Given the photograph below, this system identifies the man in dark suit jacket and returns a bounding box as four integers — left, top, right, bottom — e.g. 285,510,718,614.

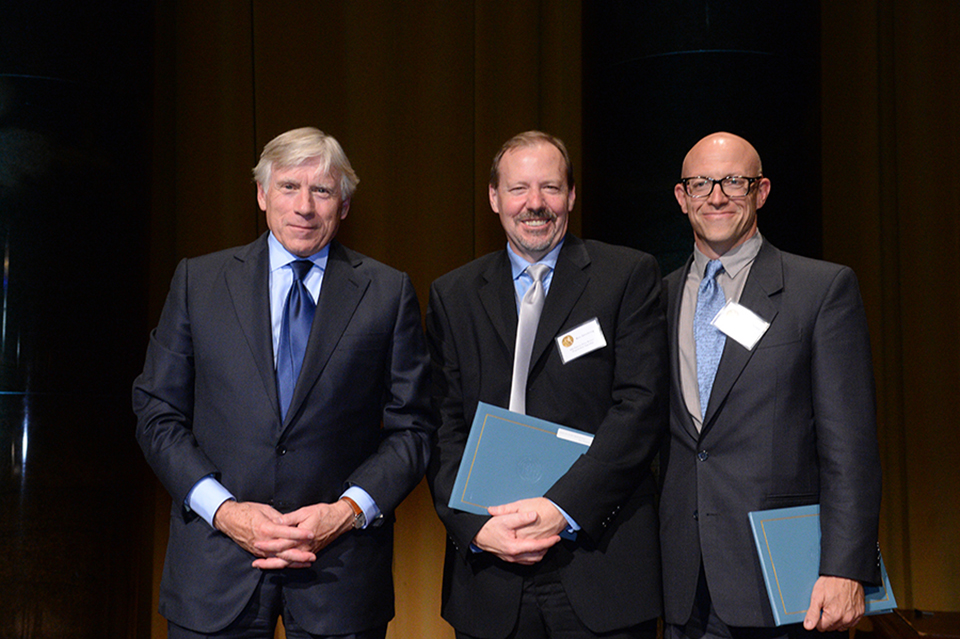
133,128,433,639
660,132,882,639
427,131,668,639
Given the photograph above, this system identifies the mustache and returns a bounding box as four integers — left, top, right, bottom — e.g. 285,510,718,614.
518,207,557,222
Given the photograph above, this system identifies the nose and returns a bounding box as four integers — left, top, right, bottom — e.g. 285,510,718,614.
295,187,315,214
528,188,544,209
706,182,728,206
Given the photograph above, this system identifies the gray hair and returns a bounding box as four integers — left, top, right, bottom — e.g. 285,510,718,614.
252,127,359,200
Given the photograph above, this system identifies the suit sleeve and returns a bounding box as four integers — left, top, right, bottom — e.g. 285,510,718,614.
343,272,435,515
544,253,669,540
132,258,219,513
425,281,491,556
811,267,882,584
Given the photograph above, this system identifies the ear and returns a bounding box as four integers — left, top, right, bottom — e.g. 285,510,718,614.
489,184,500,213
339,199,351,220
567,185,577,211
256,183,268,211
755,178,771,209
674,183,689,213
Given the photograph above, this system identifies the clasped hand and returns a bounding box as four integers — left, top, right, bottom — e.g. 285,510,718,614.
213,499,354,570
472,497,567,565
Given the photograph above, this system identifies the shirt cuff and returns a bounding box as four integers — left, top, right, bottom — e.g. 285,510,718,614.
548,499,580,540
341,486,380,529
186,475,235,527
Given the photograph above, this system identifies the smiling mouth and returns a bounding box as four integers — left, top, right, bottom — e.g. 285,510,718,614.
521,219,552,228
518,210,556,227
702,210,736,218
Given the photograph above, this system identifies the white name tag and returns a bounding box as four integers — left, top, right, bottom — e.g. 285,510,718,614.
556,318,607,364
712,301,770,351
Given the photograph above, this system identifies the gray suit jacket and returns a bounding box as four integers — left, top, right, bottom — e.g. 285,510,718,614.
133,234,433,634
427,236,668,638
660,240,882,627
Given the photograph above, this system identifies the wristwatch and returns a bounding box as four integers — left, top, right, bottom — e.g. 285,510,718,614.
341,496,366,529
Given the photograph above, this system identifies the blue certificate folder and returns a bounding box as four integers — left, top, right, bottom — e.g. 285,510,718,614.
448,402,594,515
748,504,897,626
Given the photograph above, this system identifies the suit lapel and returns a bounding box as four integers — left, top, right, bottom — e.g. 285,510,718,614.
701,242,783,432
223,235,279,419
478,238,589,381
530,238,589,369
283,241,370,430
669,256,701,442
478,252,519,355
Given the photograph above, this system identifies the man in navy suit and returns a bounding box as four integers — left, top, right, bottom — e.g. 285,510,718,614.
427,131,668,639
659,132,882,639
133,127,433,639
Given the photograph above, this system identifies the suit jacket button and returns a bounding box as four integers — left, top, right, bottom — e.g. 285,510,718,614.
277,446,287,456
693,510,699,520
697,450,709,461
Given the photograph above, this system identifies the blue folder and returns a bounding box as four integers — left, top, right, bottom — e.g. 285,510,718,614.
448,402,594,515
748,504,897,626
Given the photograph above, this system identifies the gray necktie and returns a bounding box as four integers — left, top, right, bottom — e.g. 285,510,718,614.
695,259,726,419
509,263,549,414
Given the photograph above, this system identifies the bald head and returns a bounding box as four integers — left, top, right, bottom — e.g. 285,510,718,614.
674,132,771,259
681,132,763,178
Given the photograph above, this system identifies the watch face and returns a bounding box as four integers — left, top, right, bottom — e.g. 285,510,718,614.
354,512,366,529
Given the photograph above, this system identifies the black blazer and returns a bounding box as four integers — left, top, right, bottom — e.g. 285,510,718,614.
133,234,433,635
659,240,882,627
426,236,668,638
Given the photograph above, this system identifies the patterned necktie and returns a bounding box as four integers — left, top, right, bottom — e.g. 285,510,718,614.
695,259,726,419
509,263,550,414
276,260,316,421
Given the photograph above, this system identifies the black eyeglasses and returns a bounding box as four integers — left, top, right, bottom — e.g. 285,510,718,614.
680,176,762,198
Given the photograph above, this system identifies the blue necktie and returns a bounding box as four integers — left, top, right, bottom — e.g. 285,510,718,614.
276,260,316,421
695,259,726,419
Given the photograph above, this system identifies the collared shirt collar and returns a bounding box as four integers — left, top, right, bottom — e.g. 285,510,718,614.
506,239,564,282
693,231,763,280
267,232,330,274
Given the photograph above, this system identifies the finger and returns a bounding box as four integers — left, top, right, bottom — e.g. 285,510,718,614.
277,548,316,564
803,599,822,630
252,557,292,570
495,511,539,529
817,608,843,632
252,558,313,570
251,547,316,569
254,537,308,553
488,504,520,516
498,548,550,564
276,511,308,527
261,521,316,541
510,534,560,555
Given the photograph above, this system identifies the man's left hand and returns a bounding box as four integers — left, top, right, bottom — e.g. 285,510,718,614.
488,497,568,540
803,575,865,632
251,500,354,569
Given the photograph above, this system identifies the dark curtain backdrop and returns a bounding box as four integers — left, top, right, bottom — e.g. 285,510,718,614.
0,1,956,638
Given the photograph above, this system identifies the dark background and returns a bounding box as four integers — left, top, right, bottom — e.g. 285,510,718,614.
0,1,956,637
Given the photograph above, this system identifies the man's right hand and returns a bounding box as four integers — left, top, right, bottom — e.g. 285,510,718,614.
472,510,561,565
212,500,317,569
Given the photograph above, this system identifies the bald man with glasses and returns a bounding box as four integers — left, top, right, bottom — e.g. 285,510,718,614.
659,132,883,639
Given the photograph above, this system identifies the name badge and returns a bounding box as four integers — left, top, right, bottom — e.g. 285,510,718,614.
556,318,607,364
711,301,770,351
